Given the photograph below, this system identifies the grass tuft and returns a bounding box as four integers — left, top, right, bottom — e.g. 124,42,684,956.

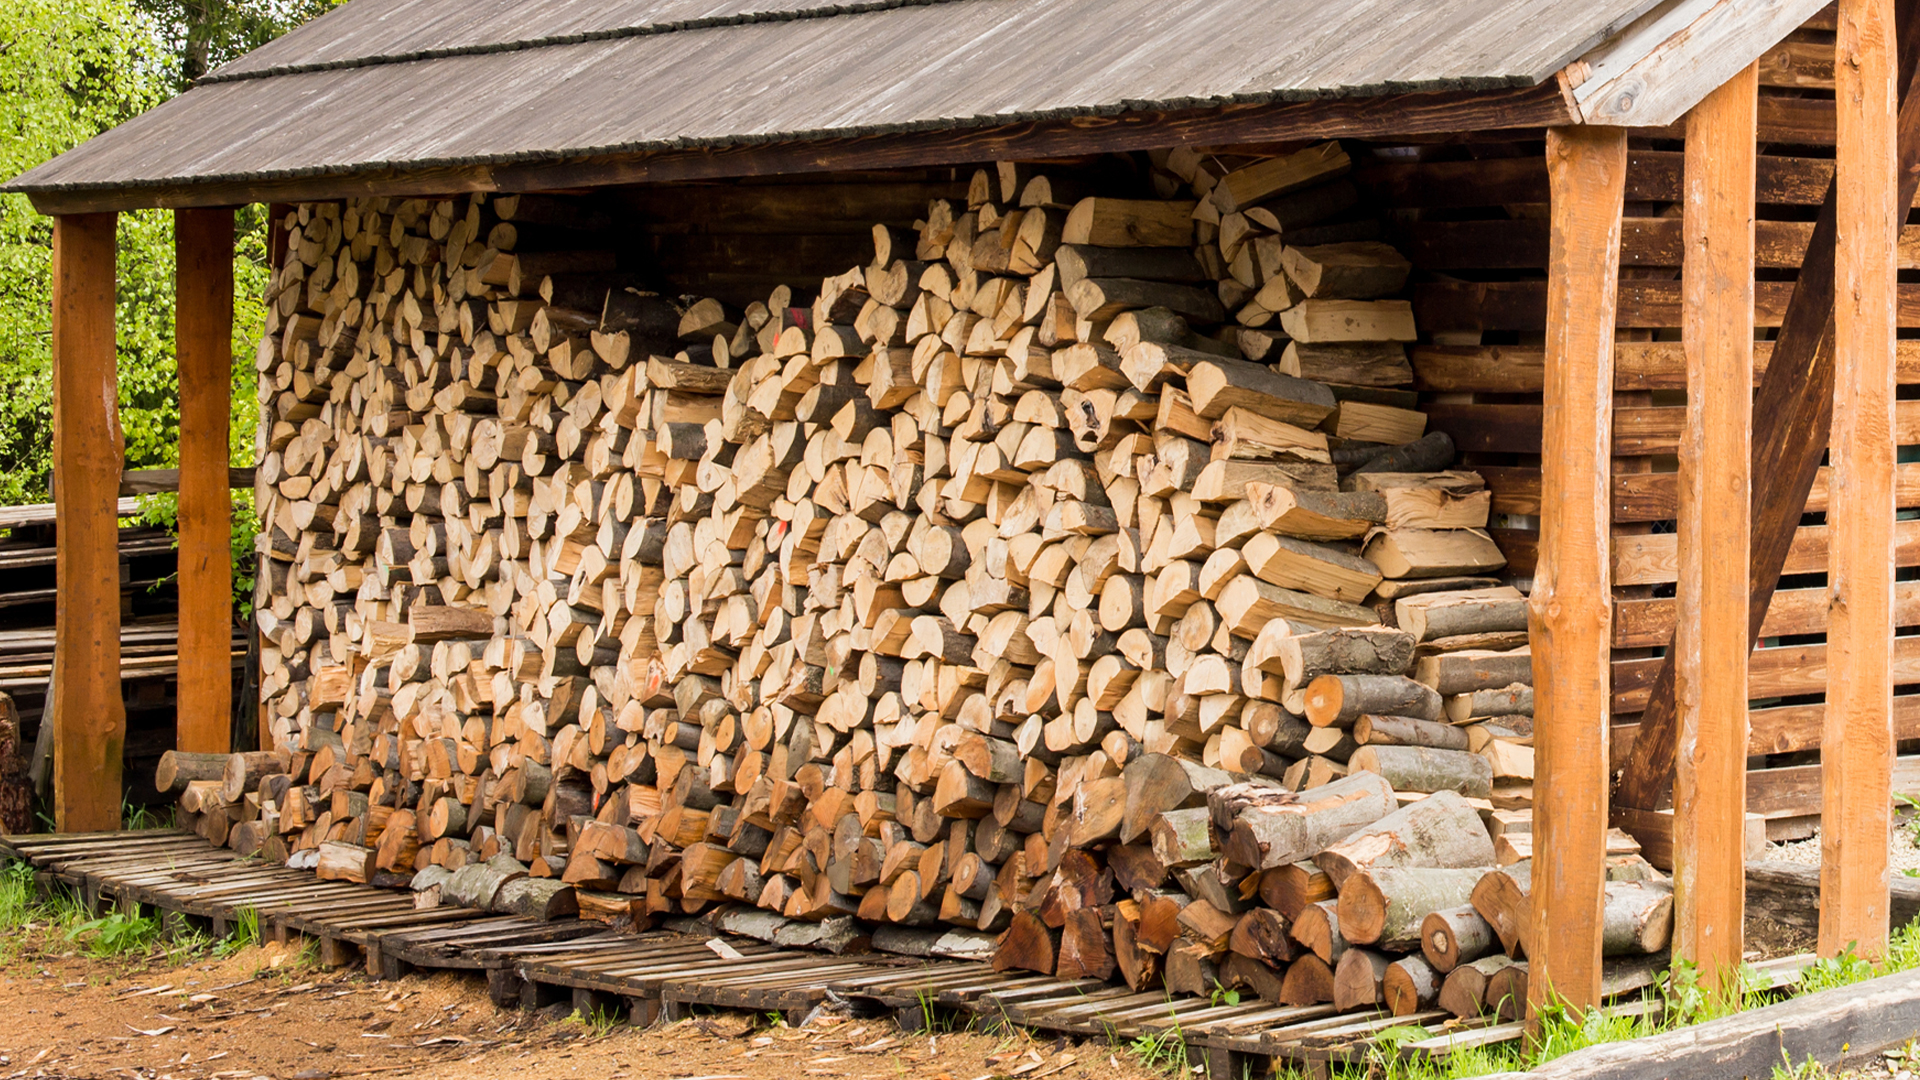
565,1004,623,1038
63,908,159,958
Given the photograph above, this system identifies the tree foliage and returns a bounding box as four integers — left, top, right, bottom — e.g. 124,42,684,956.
134,0,343,89
0,0,340,506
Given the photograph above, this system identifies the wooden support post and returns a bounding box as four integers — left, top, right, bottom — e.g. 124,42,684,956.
1529,126,1626,1022
1672,64,1756,994
175,208,234,755
1824,0,1899,961
50,213,124,833
1615,0,1920,817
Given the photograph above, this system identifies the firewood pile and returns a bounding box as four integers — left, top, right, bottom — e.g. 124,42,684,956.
154,141,1674,1016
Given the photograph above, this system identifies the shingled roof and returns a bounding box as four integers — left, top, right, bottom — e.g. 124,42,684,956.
4,0,1829,211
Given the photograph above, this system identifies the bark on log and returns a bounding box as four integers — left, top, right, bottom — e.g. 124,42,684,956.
1337,866,1488,950
1315,790,1497,890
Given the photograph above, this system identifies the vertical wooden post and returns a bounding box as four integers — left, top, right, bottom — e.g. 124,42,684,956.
1824,0,1899,961
1672,64,1757,993
1528,126,1625,1022
175,209,234,755
51,213,124,833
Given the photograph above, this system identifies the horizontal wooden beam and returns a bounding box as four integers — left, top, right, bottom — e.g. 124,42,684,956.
1487,516,1920,590
120,466,254,495
1411,340,1920,394
1357,148,1850,210
1428,400,1920,456
1400,218,1920,271
1611,694,1920,765
1745,861,1920,933
1614,580,1920,648
1615,517,1920,586
1611,634,1920,714
20,83,1577,216
1475,462,1920,523
1414,278,1920,332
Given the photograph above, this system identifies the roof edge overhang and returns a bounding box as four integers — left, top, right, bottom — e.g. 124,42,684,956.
9,81,1578,216
1560,0,1836,127
1,0,1836,215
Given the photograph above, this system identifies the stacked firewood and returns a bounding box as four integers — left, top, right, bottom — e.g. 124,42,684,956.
148,142,1666,1013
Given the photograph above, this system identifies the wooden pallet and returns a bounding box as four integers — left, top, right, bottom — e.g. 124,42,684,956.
0,831,1573,1076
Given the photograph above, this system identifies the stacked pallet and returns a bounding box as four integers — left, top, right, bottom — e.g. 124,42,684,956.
156,143,1640,1011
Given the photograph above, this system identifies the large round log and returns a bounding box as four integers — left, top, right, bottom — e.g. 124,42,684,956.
1420,904,1497,973
1383,955,1441,1016
494,877,578,920
1336,866,1487,950
1602,880,1674,955
219,751,287,804
1217,771,1396,871
1437,954,1519,1019
1280,954,1336,1005
154,751,229,794
1353,714,1470,751
1303,674,1442,726
1348,745,1492,798
1332,947,1390,1011
1315,790,1498,890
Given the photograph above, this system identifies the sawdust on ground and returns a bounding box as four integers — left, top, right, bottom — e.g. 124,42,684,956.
0,930,1171,1080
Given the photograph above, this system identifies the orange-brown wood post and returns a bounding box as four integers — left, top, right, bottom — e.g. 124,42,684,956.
175,208,234,754
1673,63,1757,993
1528,125,1626,1023
51,213,125,832
1823,0,1899,960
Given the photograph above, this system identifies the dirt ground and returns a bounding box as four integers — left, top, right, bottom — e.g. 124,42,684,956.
0,932,1170,1080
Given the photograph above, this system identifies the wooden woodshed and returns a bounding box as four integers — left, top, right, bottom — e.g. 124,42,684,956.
4,0,1911,1024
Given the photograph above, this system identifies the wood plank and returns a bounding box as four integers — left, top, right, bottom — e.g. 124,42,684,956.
1614,22,1920,806
1613,579,1920,648
1612,634,1920,714
1824,0,1899,961
1673,61,1756,993
1411,340,1920,394
1567,0,1828,127
1413,278,1920,332
51,212,124,833
1613,516,1920,587
1398,217,1920,270
1462,963,1920,1080
1357,149,1848,211
174,207,233,755
1612,687,1920,757
1476,462,1920,524
1529,125,1625,1020
1746,860,1920,932
1430,401,1920,456
23,84,1580,216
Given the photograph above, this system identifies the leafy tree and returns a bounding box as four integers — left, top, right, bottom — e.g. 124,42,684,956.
133,0,343,90
4,0,341,624
1,0,170,504
1,0,338,507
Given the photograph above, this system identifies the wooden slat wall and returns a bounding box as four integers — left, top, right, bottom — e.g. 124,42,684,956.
1360,15,1906,834
608,174,969,305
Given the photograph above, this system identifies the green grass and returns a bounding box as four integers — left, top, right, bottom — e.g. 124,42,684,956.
1345,932,1920,1080
565,1004,624,1038
64,909,159,958
0,857,277,969
217,906,261,957
1123,1005,1189,1076
122,801,175,832
1796,920,1920,996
